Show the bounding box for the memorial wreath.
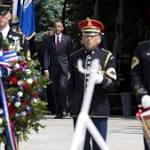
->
[0,37,49,147]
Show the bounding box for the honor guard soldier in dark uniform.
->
[0,0,27,79]
[131,40,150,150]
[0,0,27,52]
[68,18,117,150]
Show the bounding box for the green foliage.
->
[34,31,49,42]
[35,0,94,43]
[5,56,49,141]
[36,0,64,32]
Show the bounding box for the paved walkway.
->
[20,116,144,150]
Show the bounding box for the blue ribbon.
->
[0,50,18,77]
[0,50,18,63]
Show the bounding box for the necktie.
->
[56,35,60,48]
[0,32,3,49]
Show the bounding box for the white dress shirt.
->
[0,25,10,39]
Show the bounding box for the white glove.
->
[90,59,104,84]
[44,70,50,79]
[141,95,150,109]
[96,69,104,84]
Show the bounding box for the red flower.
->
[8,104,17,116]
[20,61,29,69]
[23,82,30,91]
[9,76,18,85]
[23,100,30,107]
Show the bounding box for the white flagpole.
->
[70,59,109,150]
[12,0,19,23]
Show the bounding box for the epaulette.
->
[101,48,112,55]
[101,48,112,70]
[70,48,84,57]
[138,40,150,46]
[137,40,150,52]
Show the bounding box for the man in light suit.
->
[43,19,72,118]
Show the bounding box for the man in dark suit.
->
[68,18,118,150]
[43,19,72,118]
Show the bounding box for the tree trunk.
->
[113,0,124,72]
[62,0,68,25]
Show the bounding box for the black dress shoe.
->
[63,113,71,119]
[54,114,63,119]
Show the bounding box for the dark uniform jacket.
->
[131,40,150,99]
[0,29,23,49]
[68,46,117,117]
[7,29,22,43]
